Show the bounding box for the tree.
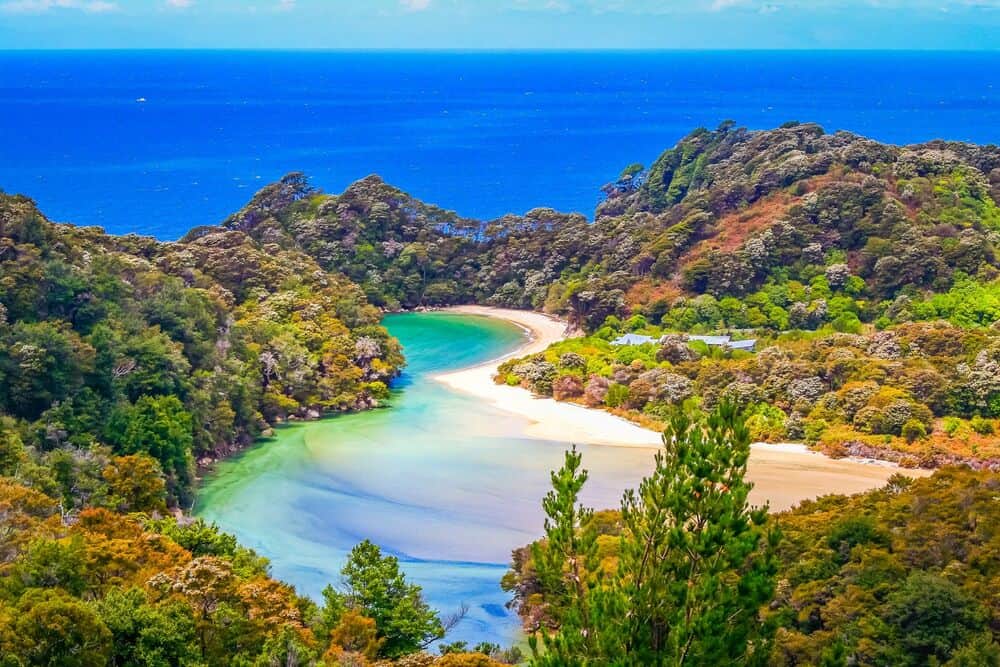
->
[0,479,61,565]
[108,395,194,504]
[325,609,384,661]
[102,454,167,513]
[113,329,192,404]
[1,589,112,667]
[255,625,320,667]
[528,447,598,660]
[883,572,987,666]
[528,403,779,666]
[614,403,778,664]
[7,536,88,597]
[147,556,245,663]
[316,583,348,640]
[0,423,27,476]
[0,321,92,420]
[95,587,199,667]
[338,539,445,658]
[144,517,270,578]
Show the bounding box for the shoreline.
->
[432,305,931,509]
[433,305,664,448]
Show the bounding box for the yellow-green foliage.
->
[0,192,404,504]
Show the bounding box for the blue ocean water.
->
[0,50,998,239]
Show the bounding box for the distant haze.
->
[0,1,998,50]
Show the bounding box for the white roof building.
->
[611,332,757,352]
[687,335,732,346]
[611,333,658,346]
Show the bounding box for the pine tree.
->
[614,402,779,665]
[529,446,599,665]
[337,539,445,658]
[529,403,779,666]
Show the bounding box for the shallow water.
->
[195,312,658,646]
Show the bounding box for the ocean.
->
[1,50,998,239]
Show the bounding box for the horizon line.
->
[1,47,999,53]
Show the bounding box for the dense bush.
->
[0,192,404,504]
[499,319,1000,467]
[504,465,1000,666]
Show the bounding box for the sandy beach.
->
[434,305,660,447]
[434,305,930,510]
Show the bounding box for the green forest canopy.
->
[2,122,999,664]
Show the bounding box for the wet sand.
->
[433,305,930,510]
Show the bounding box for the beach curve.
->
[433,305,662,448]
[431,305,931,510]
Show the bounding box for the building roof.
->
[611,333,657,346]
[686,335,732,346]
[611,332,758,352]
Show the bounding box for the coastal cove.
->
[194,309,925,648]
[194,311,668,647]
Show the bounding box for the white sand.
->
[433,305,930,509]
[434,305,661,447]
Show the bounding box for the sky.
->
[0,0,997,50]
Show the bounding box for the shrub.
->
[435,652,505,666]
[803,418,829,444]
[745,404,788,442]
[788,376,827,404]
[970,416,995,435]
[584,375,610,407]
[720,382,763,410]
[624,314,648,331]
[628,368,693,408]
[552,375,584,401]
[837,382,880,420]
[558,352,587,370]
[604,384,630,408]
[884,399,933,434]
[785,412,805,440]
[902,419,927,443]
[856,396,933,436]
[657,335,699,364]
[512,359,557,395]
[831,312,863,334]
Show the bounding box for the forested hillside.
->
[218,122,1000,331]
[0,193,529,664]
[0,192,403,505]
[2,121,999,665]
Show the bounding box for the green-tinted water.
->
[196,313,655,646]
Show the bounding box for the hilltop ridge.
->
[217,122,1000,331]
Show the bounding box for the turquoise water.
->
[195,312,657,646]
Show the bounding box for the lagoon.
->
[195,312,659,647]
